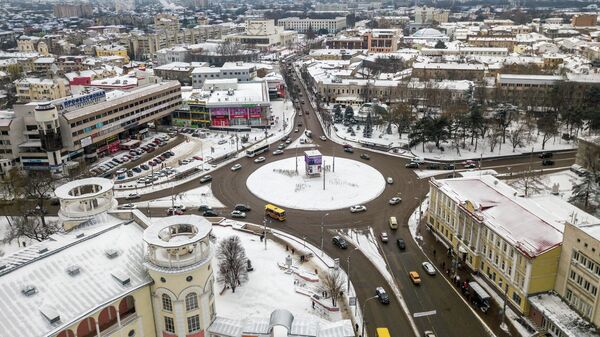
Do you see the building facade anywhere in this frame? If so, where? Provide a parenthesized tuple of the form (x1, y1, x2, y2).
(191, 62, 257, 88)
(15, 78, 70, 103)
(277, 17, 347, 33)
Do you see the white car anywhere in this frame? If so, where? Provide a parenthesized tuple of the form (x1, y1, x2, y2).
(118, 203, 137, 209)
(273, 150, 284, 155)
(380, 232, 389, 243)
(422, 262, 436, 276)
(231, 164, 242, 171)
(116, 168, 127, 175)
(350, 205, 367, 213)
(173, 204, 187, 212)
(231, 210, 246, 218)
(387, 177, 394, 184)
(389, 197, 402, 205)
(125, 193, 140, 200)
(254, 156, 266, 163)
(319, 135, 327, 141)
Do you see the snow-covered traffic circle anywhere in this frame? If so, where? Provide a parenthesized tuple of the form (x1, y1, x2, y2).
(246, 156, 386, 211)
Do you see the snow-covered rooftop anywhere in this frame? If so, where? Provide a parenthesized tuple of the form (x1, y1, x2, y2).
(529, 293, 598, 337)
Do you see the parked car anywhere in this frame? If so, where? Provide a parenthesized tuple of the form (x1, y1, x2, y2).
(234, 204, 251, 212)
(397, 239, 406, 250)
(444, 164, 455, 170)
(231, 210, 246, 218)
(231, 163, 242, 171)
(254, 156, 266, 163)
(380, 232, 389, 243)
(422, 262, 436, 276)
(542, 159, 555, 166)
(405, 162, 419, 169)
(125, 193, 140, 200)
(389, 197, 402, 205)
(193, 156, 203, 161)
(141, 164, 150, 170)
(409, 271, 421, 285)
(360, 153, 370, 160)
(199, 175, 212, 183)
(350, 205, 367, 213)
(464, 163, 477, 169)
(167, 208, 184, 216)
(427, 163, 441, 170)
(198, 205, 212, 212)
(375, 287, 390, 304)
(173, 205, 186, 212)
(332, 236, 348, 249)
(203, 209, 219, 217)
(538, 152, 553, 159)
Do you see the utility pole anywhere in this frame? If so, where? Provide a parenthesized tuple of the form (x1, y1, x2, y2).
(333, 146, 335, 172)
(323, 159, 326, 190)
(320, 213, 329, 257)
(347, 248, 359, 293)
(361, 296, 379, 337)
(263, 217, 268, 250)
(295, 145, 298, 173)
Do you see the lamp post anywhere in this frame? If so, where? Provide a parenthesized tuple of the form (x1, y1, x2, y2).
(347, 248, 359, 293)
(361, 296, 379, 337)
(414, 197, 422, 223)
(320, 213, 329, 257)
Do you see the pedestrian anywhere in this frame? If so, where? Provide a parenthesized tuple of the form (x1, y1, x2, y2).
(442, 261, 446, 269)
(292, 248, 295, 255)
(312, 301, 315, 309)
(433, 249, 436, 257)
(286, 245, 289, 251)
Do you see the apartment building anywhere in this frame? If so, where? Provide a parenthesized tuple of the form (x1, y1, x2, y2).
(225, 20, 298, 50)
(1, 82, 181, 171)
(191, 62, 257, 88)
(365, 29, 401, 53)
(95, 44, 130, 63)
(427, 175, 566, 314)
(277, 17, 347, 33)
(412, 63, 486, 80)
(420, 47, 509, 57)
(15, 78, 70, 103)
(53, 3, 93, 18)
(414, 6, 449, 25)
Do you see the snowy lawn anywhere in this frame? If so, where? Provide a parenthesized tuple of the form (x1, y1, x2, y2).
(0, 216, 59, 256)
(212, 223, 342, 323)
(246, 156, 386, 211)
(507, 169, 583, 201)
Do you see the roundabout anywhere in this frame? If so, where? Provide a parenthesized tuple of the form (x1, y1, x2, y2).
(246, 155, 386, 211)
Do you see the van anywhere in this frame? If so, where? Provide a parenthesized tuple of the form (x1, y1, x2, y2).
(389, 216, 398, 230)
(411, 157, 425, 164)
(570, 164, 589, 177)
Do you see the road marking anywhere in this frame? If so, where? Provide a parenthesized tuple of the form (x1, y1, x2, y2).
(413, 310, 437, 318)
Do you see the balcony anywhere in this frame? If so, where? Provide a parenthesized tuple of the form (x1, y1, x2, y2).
(100, 313, 138, 337)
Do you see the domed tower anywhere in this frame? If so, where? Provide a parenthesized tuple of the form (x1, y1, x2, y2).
(34, 102, 64, 173)
(143, 215, 216, 337)
(54, 177, 117, 230)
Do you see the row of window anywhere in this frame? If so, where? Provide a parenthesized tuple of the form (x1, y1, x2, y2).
(572, 250, 600, 278)
(569, 270, 599, 296)
(565, 288, 593, 319)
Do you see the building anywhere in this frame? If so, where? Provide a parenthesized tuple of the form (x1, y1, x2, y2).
(427, 175, 571, 314)
(192, 62, 257, 88)
(225, 20, 298, 50)
(0, 82, 181, 171)
(576, 135, 600, 171)
(173, 79, 270, 129)
(154, 62, 193, 86)
(414, 6, 450, 25)
(364, 29, 402, 53)
(53, 3, 93, 18)
(14, 78, 70, 103)
(403, 28, 449, 45)
(155, 13, 180, 31)
(420, 47, 509, 57)
(116, 0, 136, 13)
(572, 14, 598, 27)
(412, 63, 486, 80)
(277, 17, 347, 34)
(95, 44, 130, 63)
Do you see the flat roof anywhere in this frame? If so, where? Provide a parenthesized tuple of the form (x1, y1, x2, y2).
(529, 293, 599, 337)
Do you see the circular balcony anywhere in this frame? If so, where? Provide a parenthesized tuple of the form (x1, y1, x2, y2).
(55, 177, 116, 219)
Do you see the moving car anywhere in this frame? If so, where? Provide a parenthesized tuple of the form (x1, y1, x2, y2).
(405, 162, 419, 169)
(231, 210, 246, 218)
(273, 150, 284, 155)
(411, 157, 425, 164)
(234, 204, 251, 212)
(254, 156, 266, 163)
(538, 152, 553, 159)
(422, 262, 436, 276)
(380, 232, 389, 243)
(542, 159, 555, 166)
(231, 164, 242, 171)
(203, 209, 219, 217)
(166, 208, 184, 216)
(464, 163, 477, 169)
(199, 175, 212, 183)
(344, 147, 354, 153)
(375, 287, 390, 304)
(397, 239, 406, 250)
(389, 197, 402, 205)
(125, 193, 140, 200)
(409, 271, 421, 285)
(319, 136, 327, 141)
(388, 216, 398, 230)
(118, 203, 136, 209)
(360, 153, 370, 160)
(198, 205, 212, 212)
(386, 177, 394, 184)
(294, 128, 299, 133)
(350, 205, 367, 213)
(332, 236, 348, 249)
(423, 331, 436, 337)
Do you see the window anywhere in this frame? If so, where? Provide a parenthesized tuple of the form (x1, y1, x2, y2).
(512, 292, 522, 305)
(187, 315, 201, 333)
(164, 316, 175, 333)
(185, 293, 198, 311)
(162, 294, 172, 312)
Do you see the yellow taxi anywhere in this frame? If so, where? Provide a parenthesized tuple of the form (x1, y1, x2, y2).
(409, 271, 421, 285)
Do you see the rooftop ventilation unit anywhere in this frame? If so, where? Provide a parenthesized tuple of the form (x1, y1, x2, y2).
(37, 247, 48, 254)
(66, 265, 80, 276)
(0, 263, 7, 271)
(111, 270, 131, 286)
(40, 305, 60, 324)
(105, 248, 119, 259)
(21, 285, 37, 296)
(75, 233, 85, 239)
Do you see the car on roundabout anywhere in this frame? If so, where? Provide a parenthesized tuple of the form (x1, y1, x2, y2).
(319, 136, 327, 141)
(118, 203, 136, 210)
(254, 156, 266, 163)
(231, 163, 242, 171)
(350, 205, 367, 213)
(235, 204, 251, 212)
(294, 128, 299, 133)
(125, 193, 140, 200)
(203, 209, 219, 217)
(375, 287, 390, 304)
(273, 149, 284, 155)
(423, 331, 436, 337)
(397, 239, 406, 250)
(386, 177, 394, 184)
(231, 210, 246, 218)
(344, 147, 354, 153)
(422, 261, 436, 276)
(199, 175, 212, 183)
(332, 236, 348, 249)
(380, 232, 389, 243)
(360, 153, 370, 160)
(389, 197, 402, 205)
(405, 162, 419, 169)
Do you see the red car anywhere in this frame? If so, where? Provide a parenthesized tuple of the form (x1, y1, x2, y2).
(166, 208, 184, 216)
(193, 156, 203, 161)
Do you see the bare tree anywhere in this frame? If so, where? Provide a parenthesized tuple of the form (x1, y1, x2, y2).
(508, 124, 528, 152)
(17, 171, 62, 228)
(488, 127, 501, 152)
(3, 214, 61, 244)
(216, 236, 248, 293)
(319, 267, 345, 307)
(537, 112, 559, 150)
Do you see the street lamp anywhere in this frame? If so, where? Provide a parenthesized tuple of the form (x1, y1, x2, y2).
(320, 213, 330, 257)
(414, 197, 422, 223)
(347, 248, 359, 293)
(361, 295, 379, 337)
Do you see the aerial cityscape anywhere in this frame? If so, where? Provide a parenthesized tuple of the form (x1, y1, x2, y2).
(0, 0, 599, 337)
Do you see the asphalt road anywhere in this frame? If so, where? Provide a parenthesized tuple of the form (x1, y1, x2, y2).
(114, 65, 577, 337)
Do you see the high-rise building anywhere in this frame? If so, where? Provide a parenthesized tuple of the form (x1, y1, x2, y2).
(53, 3, 94, 18)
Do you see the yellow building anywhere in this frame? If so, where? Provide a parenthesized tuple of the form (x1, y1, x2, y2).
(14, 77, 70, 103)
(427, 175, 565, 314)
(96, 44, 130, 63)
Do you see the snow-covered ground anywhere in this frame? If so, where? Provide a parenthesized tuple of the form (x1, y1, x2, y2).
(0, 216, 59, 256)
(132, 184, 224, 209)
(507, 169, 583, 201)
(246, 156, 386, 211)
(212, 223, 342, 323)
(331, 119, 577, 161)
